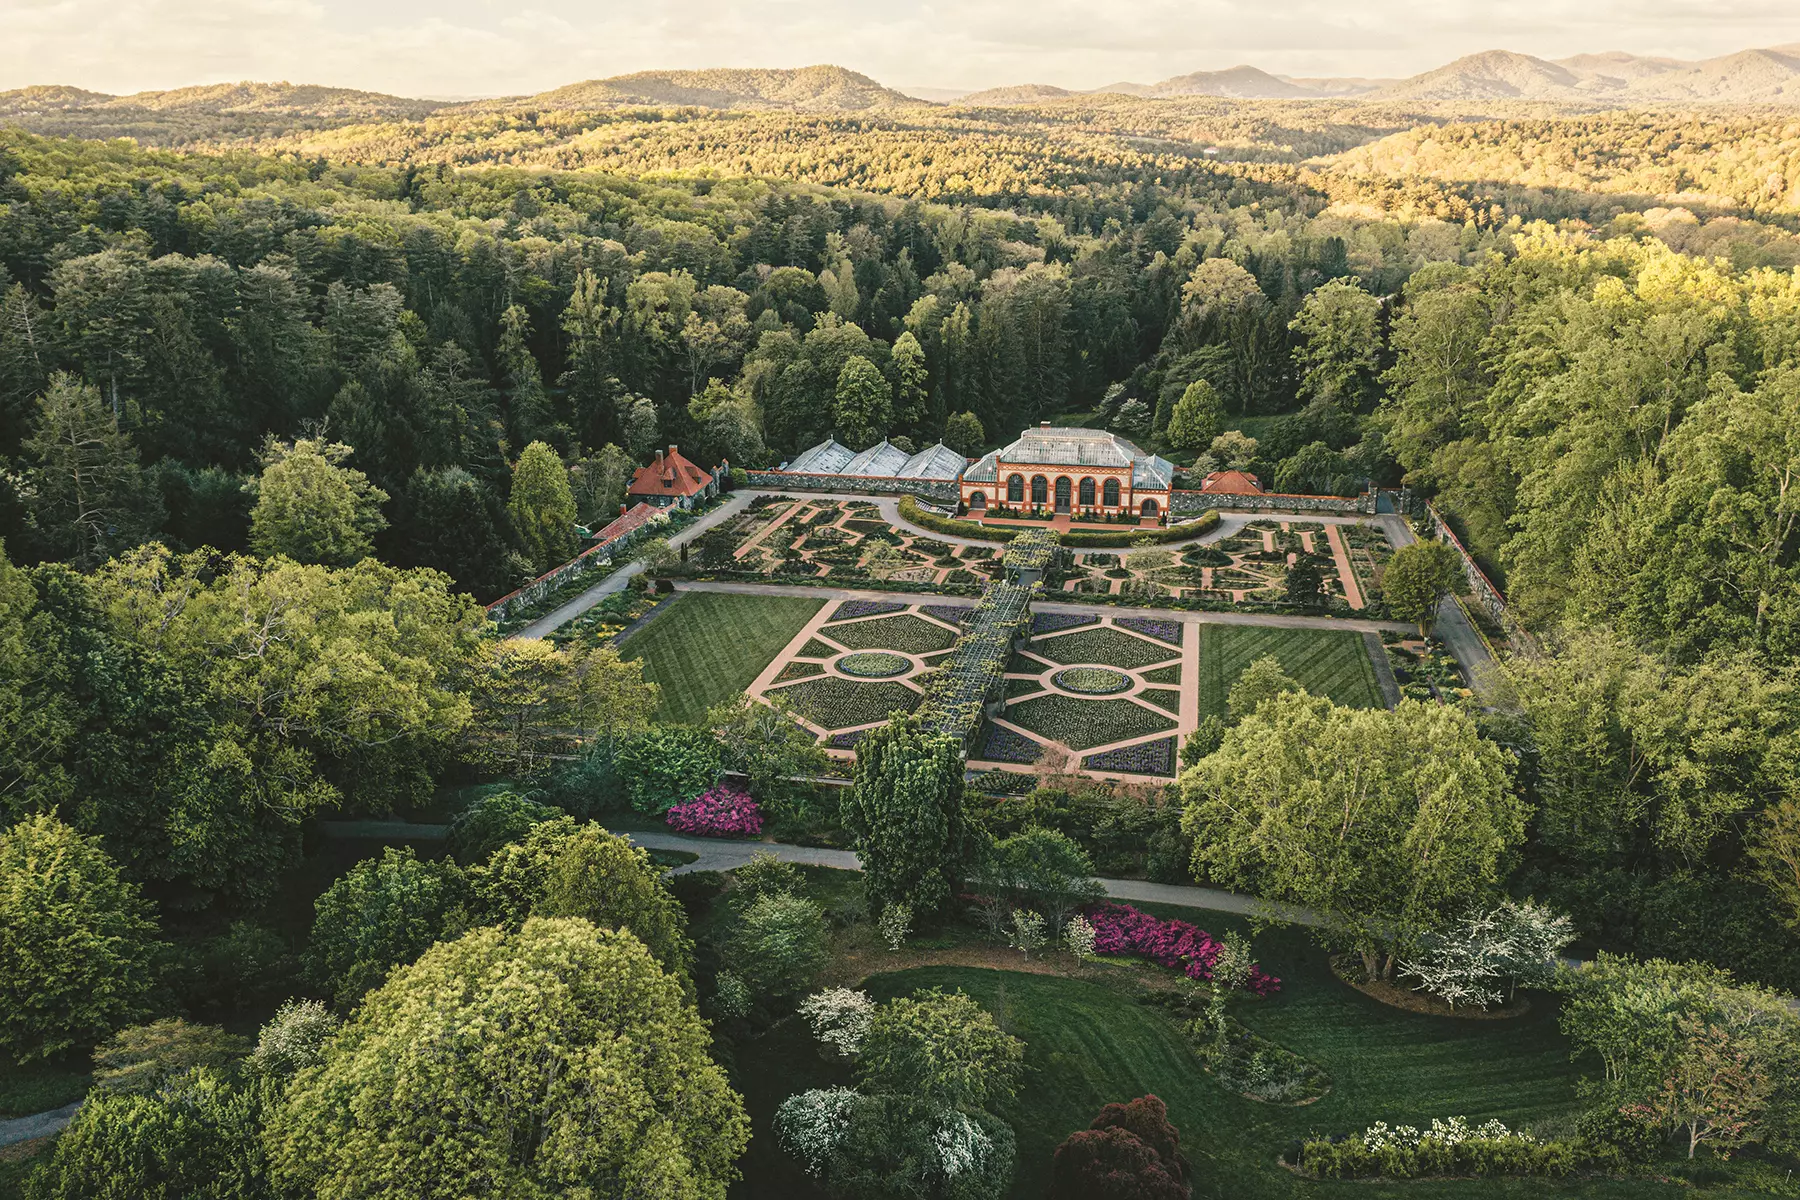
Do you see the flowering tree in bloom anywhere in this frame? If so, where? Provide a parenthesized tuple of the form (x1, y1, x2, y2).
(1401, 899, 1574, 1009)
(800, 988, 876, 1058)
(1064, 914, 1096, 964)
(879, 902, 912, 952)
(775, 1087, 861, 1176)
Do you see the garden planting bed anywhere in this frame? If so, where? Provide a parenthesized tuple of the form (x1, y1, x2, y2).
(1052, 666, 1133, 695)
(1033, 626, 1180, 669)
(837, 651, 911, 678)
(822, 613, 958, 654)
(1082, 736, 1177, 776)
(1004, 694, 1175, 751)
(768, 677, 920, 730)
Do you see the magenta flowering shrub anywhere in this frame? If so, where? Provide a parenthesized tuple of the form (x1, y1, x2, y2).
(1086, 903, 1280, 994)
(665, 787, 763, 837)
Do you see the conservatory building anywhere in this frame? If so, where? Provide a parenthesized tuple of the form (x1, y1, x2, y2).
(960, 423, 1176, 522)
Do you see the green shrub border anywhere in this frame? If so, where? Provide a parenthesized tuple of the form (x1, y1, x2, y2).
(897, 496, 1221, 548)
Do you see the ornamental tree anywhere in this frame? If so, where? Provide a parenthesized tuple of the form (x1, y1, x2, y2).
(834, 355, 893, 450)
(800, 988, 877, 1058)
(859, 989, 1024, 1112)
(247, 436, 388, 567)
(267, 918, 748, 1200)
(0, 813, 162, 1061)
(843, 715, 972, 914)
(613, 724, 723, 813)
(92, 1019, 250, 1096)
(446, 790, 564, 864)
(1164, 381, 1224, 453)
(306, 846, 469, 1010)
(1048, 1094, 1191, 1200)
(728, 892, 828, 1001)
(1182, 694, 1522, 978)
(1382, 539, 1465, 634)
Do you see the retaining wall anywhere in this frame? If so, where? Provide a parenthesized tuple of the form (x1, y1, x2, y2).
(743, 470, 962, 505)
(1169, 488, 1375, 515)
(1423, 503, 1538, 654)
(485, 515, 670, 622)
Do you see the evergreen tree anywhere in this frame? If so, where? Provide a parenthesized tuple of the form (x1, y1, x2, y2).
(1164, 381, 1224, 453)
(506, 441, 577, 574)
(890, 331, 929, 428)
(23, 373, 160, 567)
(842, 716, 971, 914)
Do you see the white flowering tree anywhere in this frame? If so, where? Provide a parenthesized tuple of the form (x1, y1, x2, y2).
(1401, 899, 1575, 1009)
(878, 902, 912, 952)
(1008, 910, 1047, 960)
(774, 1087, 861, 1177)
(799, 988, 876, 1058)
(1063, 914, 1096, 964)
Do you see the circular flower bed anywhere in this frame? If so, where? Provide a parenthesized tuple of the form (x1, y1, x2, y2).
(837, 651, 911, 678)
(1052, 666, 1132, 695)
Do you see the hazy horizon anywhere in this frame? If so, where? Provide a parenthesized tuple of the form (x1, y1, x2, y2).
(5, 0, 1800, 99)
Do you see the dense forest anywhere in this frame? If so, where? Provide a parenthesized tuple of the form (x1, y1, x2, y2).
(2, 82, 1800, 1196)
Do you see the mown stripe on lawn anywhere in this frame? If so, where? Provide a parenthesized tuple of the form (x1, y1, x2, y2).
(619, 591, 823, 724)
(1196, 624, 1382, 717)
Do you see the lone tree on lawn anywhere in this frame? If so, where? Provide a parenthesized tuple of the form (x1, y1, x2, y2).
(1181, 693, 1522, 979)
(842, 715, 972, 915)
(1382, 539, 1465, 634)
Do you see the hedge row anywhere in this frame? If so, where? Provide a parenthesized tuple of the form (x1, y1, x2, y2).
(896, 496, 1222, 548)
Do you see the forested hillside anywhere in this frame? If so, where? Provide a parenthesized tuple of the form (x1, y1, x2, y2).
(1, 75, 1799, 1087)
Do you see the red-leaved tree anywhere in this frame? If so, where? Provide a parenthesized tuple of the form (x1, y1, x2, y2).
(1047, 1094, 1191, 1200)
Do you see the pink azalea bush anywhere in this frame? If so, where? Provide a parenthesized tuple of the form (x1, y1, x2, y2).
(1086, 903, 1281, 994)
(665, 786, 763, 837)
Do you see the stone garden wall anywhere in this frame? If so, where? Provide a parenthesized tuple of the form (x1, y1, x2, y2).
(485, 513, 669, 622)
(1169, 488, 1375, 515)
(1423, 503, 1538, 654)
(743, 470, 962, 505)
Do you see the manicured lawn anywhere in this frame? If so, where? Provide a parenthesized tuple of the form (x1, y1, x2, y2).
(1196, 624, 1382, 717)
(619, 591, 824, 724)
(1032, 626, 1181, 669)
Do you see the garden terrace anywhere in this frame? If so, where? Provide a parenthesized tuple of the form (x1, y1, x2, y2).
(695, 496, 1001, 591)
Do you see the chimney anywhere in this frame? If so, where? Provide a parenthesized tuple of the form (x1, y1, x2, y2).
(1039, 421, 1050, 429)
(668, 444, 678, 457)
(619, 504, 627, 516)
(654, 449, 664, 466)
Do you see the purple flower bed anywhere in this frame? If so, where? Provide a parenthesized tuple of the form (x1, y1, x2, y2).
(1032, 611, 1098, 635)
(922, 605, 974, 627)
(830, 599, 907, 622)
(1087, 903, 1280, 994)
(1083, 736, 1175, 776)
(974, 723, 1044, 764)
(1115, 616, 1183, 646)
(826, 729, 871, 749)
(665, 786, 763, 837)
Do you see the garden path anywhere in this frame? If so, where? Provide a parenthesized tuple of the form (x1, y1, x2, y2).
(513, 492, 757, 641)
(623, 830, 1325, 926)
(0, 1101, 82, 1149)
(674, 580, 1415, 637)
(1375, 513, 1495, 687)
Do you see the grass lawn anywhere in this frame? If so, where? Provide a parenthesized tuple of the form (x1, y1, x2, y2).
(1197, 624, 1382, 717)
(0, 1059, 89, 1119)
(728, 895, 1763, 1200)
(620, 591, 824, 724)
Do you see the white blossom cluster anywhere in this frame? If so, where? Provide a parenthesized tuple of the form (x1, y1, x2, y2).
(250, 999, 339, 1078)
(930, 1109, 995, 1180)
(1361, 1117, 1534, 1151)
(799, 988, 876, 1057)
(1401, 900, 1576, 1010)
(774, 1087, 861, 1176)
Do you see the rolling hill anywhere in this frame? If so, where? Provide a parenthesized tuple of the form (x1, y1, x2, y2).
(1371, 45, 1800, 104)
(508, 66, 919, 112)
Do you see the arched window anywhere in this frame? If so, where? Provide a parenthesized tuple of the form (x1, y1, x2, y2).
(1054, 476, 1072, 510)
(1007, 474, 1024, 503)
(1140, 497, 1160, 517)
(1103, 478, 1120, 507)
(1078, 477, 1096, 507)
(968, 491, 986, 509)
(1031, 475, 1048, 505)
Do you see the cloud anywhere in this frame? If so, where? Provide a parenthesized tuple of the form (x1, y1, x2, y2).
(2, 0, 1798, 97)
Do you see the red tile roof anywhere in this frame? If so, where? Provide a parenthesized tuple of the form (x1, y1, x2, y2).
(1198, 469, 1264, 495)
(628, 446, 713, 499)
(593, 501, 659, 544)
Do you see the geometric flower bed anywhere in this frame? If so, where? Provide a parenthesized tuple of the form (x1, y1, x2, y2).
(773, 659, 825, 683)
(1052, 666, 1132, 695)
(1115, 616, 1183, 645)
(1142, 663, 1182, 685)
(824, 613, 958, 653)
(1087, 902, 1280, 993)
(1003, 693, 1175, 751)
(1032, 611, 1098, 635)
(798, 637, 841, 659)
(830, 599, 907, 621)
(769, 677, 920, 729)
(922, 604, 974, 627)
(1083, 736, 1176, 776)
(974, 722, 1044, 764)
(837, 651, 911, 678)
(1139, 688, 1181, 713)
(1032, 626, 1180, 669)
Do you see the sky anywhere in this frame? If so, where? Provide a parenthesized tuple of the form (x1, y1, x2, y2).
(5, 0, 1800, 98)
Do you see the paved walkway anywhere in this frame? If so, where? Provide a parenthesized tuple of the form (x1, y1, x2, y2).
(1376, 513, 1494, 686)
(0, 1101, 81, 1149)
(624, 830, 1324, 926)
(513, 492, 758, 641)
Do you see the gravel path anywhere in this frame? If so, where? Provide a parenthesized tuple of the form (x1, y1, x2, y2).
(1376, 513, 1495, 686)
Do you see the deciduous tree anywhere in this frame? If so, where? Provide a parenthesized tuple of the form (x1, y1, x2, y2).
(843, 716, 972, 914)
(505, 440, 577, 573)
(247, 436, 387, 566)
